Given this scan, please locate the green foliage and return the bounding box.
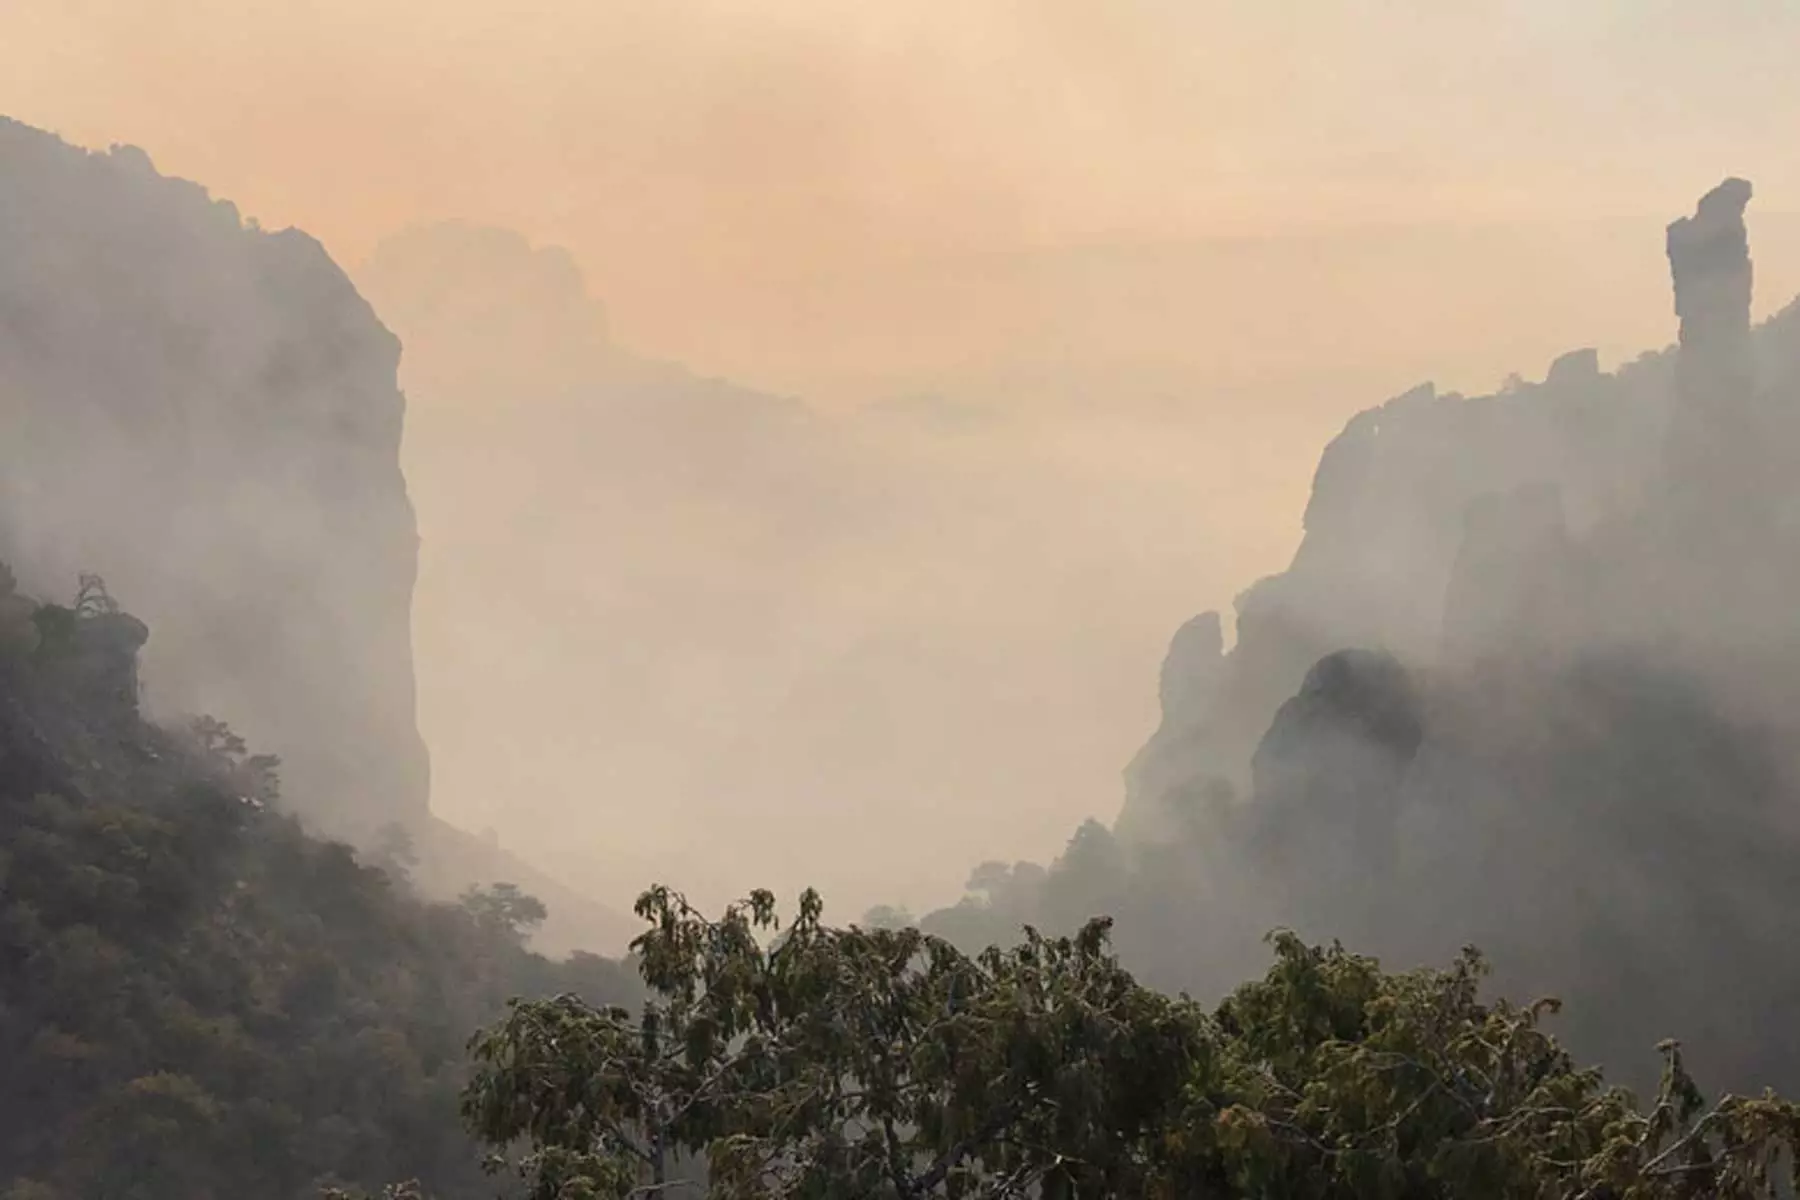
[319,1181,427,1200]
[0,599,637,1198]
[180,714,284,807]
[18,573,123,661]
[10,575,1800,1199]
[368,822,422,885]
[460,882,549,942]
[27,603,76,657]
[468,892,1800,1200]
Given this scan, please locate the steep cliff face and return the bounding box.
[0,118,428,837]
[1664,177,1761,518]
[1119,180,1800,842]
[1118,362,1665,838]
[1092,179,1800,1092]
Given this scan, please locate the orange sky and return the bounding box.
[6,1,1800,399]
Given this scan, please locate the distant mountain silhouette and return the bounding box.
[0,116,426,838]
[926,179,1800,1098]
[355,220,1251,920]
[0,117,631,951]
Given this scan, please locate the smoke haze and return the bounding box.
[10,1,1800,397]
[10,3,1800,935]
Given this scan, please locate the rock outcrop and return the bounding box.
[1246,648,1422,897]
[1115,344,1675,838]
[1113,180,1800,839]
[1093,178,1800,1091]
[1667,179,1757,458]
[0,118,428,838]
[1657,178,1775,565]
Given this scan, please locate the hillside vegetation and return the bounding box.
[6,570,1800,1199]
[0,569,634,1199]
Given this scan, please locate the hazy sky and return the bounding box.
[7,0,1800,924]
[6,0,1800,398]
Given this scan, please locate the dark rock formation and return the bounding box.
[1119,612,1230,839]
[1663,177,1767,525]
[1114,179,1800,841]
[0,118,427,838]
[1115,342,1674,838]
[1669,178,1754,345]
[1668,178,1755,395]
[1159,610,1225,722]
[1246,648,1422,909]
[65,612,151,720]
[991,177,1800,1094]
[0,564,34,655]
[1545,346,1600,387]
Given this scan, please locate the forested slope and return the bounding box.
[0,569,635,1199]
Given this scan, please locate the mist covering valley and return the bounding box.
[9,7,1800,1193]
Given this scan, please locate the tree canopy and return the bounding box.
[0,574,638,1199]
[10,573,1800,1199]
[466,888,1800,1200]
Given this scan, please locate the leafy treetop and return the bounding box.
[462,887,1800,1200]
